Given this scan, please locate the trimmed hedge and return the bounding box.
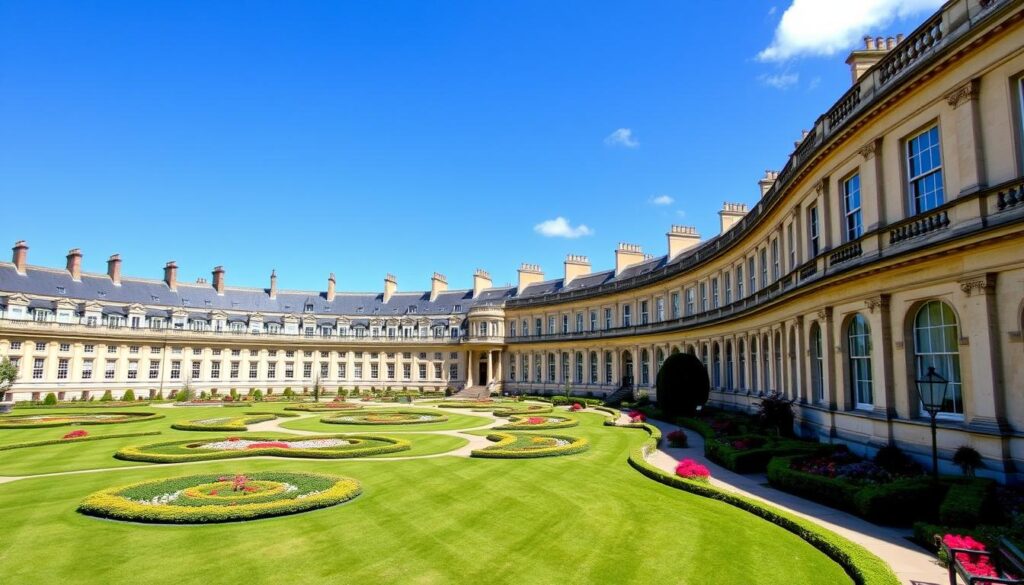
[706,434,823,474]
[14,402,153,409]
[471,432,589,459]
[78,472,361,524]
[283,403,362,412]
[170,413,279,432]
[494,415,579,430]
[618,424,899,585]
[115,434,411,463]
[0,431,162,451]
[0,412,164,429]
[486,405,554,417]
[939,479,996,528]
[321,410,448,425]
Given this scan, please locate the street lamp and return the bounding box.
[915,366,949,480]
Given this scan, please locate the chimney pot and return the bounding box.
[614,243,645,276]
[107,254,122,286]
[66,248,83,281]
[516,263,544,294]
[212,266,225,295]
[430,272,448,302]
[164,261,178,292]
[563,255,591,285]
[269,269,278,299]
[383,274,397,303]
[327,273,337,302]
[718,202,749,234]
[472,269,492,298]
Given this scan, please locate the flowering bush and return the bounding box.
[791,448,899,485]
[667,430,688,448]
[62,429,89,440]
[675,459,711,481]
[570,403,583,411]
[942,534,1001,581]
[628,410,646,423]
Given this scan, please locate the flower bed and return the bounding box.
[470,432,589,459]
[487,404,554,417]
[0,430,162,451]
[675,459,710,481]
[321,410,448,425]
[0,412,163,429]
[115,434,410,463]
[77,471,361,524]
[493,415,578,430]
[170,412,287,432]
[284,403,363,412]
[14,401,152,409]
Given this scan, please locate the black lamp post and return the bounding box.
[915,366,949,481]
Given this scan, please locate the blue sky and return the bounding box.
[0,0,941,293]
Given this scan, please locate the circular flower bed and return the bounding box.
[471,432,589,459]
[77,471,361,524]
[494,415,578,430]
[284,403,362,412]
[115,434,410,463]
[487,404,554,417]
[170,412,288,432]
[321,410,448,425]
[0,412,162,429]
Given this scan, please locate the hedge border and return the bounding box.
[283,403,363,412]
[470,432,589,459]
[115,434,411,463]
[13,402,153,409]
[618,423,899,585]
[170,413,281,432]
[77,472,362,524]
[0,412,164,429]
[0,431,163,451]
[493,415,579,430]
[321,410,449,426]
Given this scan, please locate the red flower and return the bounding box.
[526,417,546,425]
[227,437,240,442]
[245,442,290,450]
[570,403,583,411]
[675,458,711,480]
[210,490,218,495]
[62,430,88,440]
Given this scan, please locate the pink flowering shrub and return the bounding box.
[627,410,646,423]
[570,403,583,411]
[245,441,291,450]
[667,430,688,447]
[62,429,88,440]
[943,534,1001,581]
[675,458,711,481]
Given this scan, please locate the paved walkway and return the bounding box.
[646,418,947,585]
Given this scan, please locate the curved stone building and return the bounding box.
[2,0,1023,480]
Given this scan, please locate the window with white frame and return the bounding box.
[848,314,873,408]
[810,323,825,403]
[724,273,732,304]
[808,206,820,257]
[771,239,780,281]
[655,297,665,322]
[914,301,963,416]
[906,126,944,214]
[736,265,744,299]
[57,358,69,380]
[82,359,93,380]
[748,257,756,292]
[711,278,719,309]
[127,361,138,379]
[787,223,796,270]
[843,173,863,241]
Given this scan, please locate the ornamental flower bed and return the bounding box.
[77,471,362,524]
[628,410,646,423]
[115,434,411,463]
[940,534,1023,584]
[675,459,711,482]
[494,415,579,430]
[171,413,281,432]
[570,403,583,411]
[284,403,362,412]
[0,412,163,429]
[62,430,89,440]
[321,410,448,425]
[471,432,589,459]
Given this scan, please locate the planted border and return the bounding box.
[494,415,578,430]
[170,412,292,432]
[471,432,589,459]
[78,472,361,524]
[615,423,899,585]
[0,412,164,429]
[321,410,448,425]
[0,431,162,451]
[115,434,411,463]
[284,403,363,412]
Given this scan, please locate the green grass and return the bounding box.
[0,405,855,585]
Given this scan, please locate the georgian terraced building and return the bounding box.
[2,0,1024,480]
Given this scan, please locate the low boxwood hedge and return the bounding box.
[470,432,589,459]
[321,410,448,425]
[0,431,162,451]
[616,424,899,585]
[115,434,411,463]
[938,478,996,528]
[0,412,164,429]
[170,413,280,432]
[706,434,823,474]
[78,471,361,524]
[494,415,579,430]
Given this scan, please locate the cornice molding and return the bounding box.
[945,78,980,110]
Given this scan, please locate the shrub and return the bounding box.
[675,459,710,481]
[667,430,688,448]
[854,478,947,525]
[953,446,983,478]
[100,390,114,402]
[0,430,162,452]
[939,479,995,528]
[174,388,189,403]
[874,444,921,476]
[655,352,709,417]
[230,388,239,401]
[252,389,263,401]
[43,392,58,406]
[444,387,453,397]
[122,389,135,402]
[154,391,164,401]
[756,392,794,437]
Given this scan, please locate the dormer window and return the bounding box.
[56,286,66,294]
[454,305,462,312]
[151,296,160,302]
[204,300,212,306]
[304,304,314,313]
[408,306,417,314]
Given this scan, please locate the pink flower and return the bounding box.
[570,403,582,411]
[526,417,546,425]
[675,458,711,481]
[245,441,290,450]
[62,430,88,440]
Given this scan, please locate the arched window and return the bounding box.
[810,323,824,403]
[762,334,771,392]
[848,314,873,408]
[589,351,598,384]
[774,331,783,393]
[712,342,722,388]
[914,301,963,415]
[750,338,758,392]
[725,341,734,390]
[547,352,556,383]
[640,349,650,385]
[656,348,665,378]
[738,340,746,390]
[575,351,583,384]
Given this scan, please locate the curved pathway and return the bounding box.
[645,418,946,585]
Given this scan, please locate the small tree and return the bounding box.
[953,446,983,477]
[43,392,58,405]
[0,357,18,402]
[312,376,322,403]
[100,389,114,402]
[122,389,135,402]
[252,389,263,401]
[756,392,794,437]
[655,352,709,417]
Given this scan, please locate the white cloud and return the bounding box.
[759,72,799,89]
[533,217,594,239]
[604,128,639,149]
[651,195,674,206]
[758,0,943,62]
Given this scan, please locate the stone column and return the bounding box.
[945,79,985,196]
[957,274,1006,432]
[465,350,474,386]
[486,350,493,384]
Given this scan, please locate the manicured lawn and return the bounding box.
[0,405,853,584]
[279,406,492,433]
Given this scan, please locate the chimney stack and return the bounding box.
[563,255,591,286]
[614,243,645,277]
[719,202,749,234]
[758,170,779,197]
[107,254,122,286]
[430,272,447,302]
[667,226,701,260]
[66,248,83,281]
[164,261,178,292]
[212,266,225,295]
[269,270,277,299]
[11,240,28,275]
[846,34,900,84]
[516,263,544,294]
[327,273,336,302]
[472,269,492,298]
[383,273,397,303]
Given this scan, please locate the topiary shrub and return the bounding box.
[230,388,238,401]
[154,390,164,401]
[252,389,263,401]
[43,392,58,405]
[100,390,114,402]
[655,352,709,417]
[756,392,794,437]
[122,389,135,402]
[953,446,983,478]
